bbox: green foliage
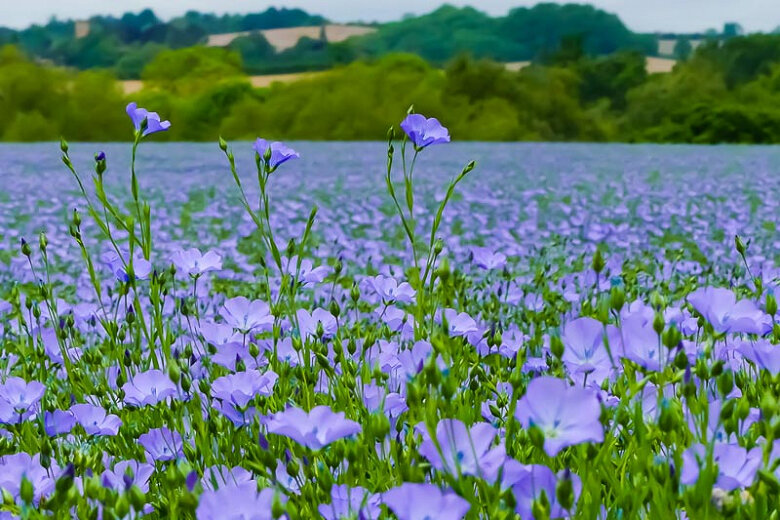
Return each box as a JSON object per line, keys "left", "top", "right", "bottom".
{"left": 141, "top": 46, "right": 244, "bottom": 95}
{"left": 1, "top": 29, "right": 780, "bottom": 143}
{"left": 579, "top": 51, "right": 647, "bottom": 109}
{"left": 0, "top": 3, "right": 661, "bottom": 79}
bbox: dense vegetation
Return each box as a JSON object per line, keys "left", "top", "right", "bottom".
{"left": 0, "top": 4, "right": 656, "bottom": 78}
{"left": 2, "top": 29, "right": 780, "bottom": 144}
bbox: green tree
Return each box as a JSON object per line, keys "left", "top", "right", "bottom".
{"left": 142, "top": 46, "right": 244, "bottom": 94}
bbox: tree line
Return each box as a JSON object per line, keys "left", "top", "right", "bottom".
{"left": 1, "top": 33, "right": 780, "bottom": 143}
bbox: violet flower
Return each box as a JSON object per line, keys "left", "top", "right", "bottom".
{"left": 515, "top": 376, "right": 604, "bottom": 456}
{"left": 417, "top": 419, "right": 506, "bottom": 481}
{"left": 688, "top": 287, "right": 771, "bottom": 335}
{"left": 126, "top": 102, "right": 171, "bottom": 136}
{"left": 382, "top": 483, "right": 469, "bottom": 520}
{"left": 681, "top": 442, "right": 762, "bottom": 491}
{"left": 101, "top": 460, "right": 155, "bottom": 493}
{"left": 0, "top": 377, "right": 45, "bottom": 424}
{"left": 70, "top": 404, "right": 122, "bottom": 436}
{"left": 201, "top": 465, "right": 254, "bottom": 492}
{"left": 319, "top": 484, "right": 381, "bottom": 520}
{"left": 138, "top": 427, "right": 185, "bottom": 462}
{"left": 221, "top": 297, "right": 274, "bottom": 335}
{"left": 253, "top": 138, "right": 299, "bottom": 170}
{"left": 0, "top": 453, "right": 57, "bottom": 504}
{"left": 197, "top": 481, "right": 280, "bottom": 520}
{"left": 366, "top": 275, "right": 416, "bottom": 304}
{"left": 561, "top": 317, "right": 614, "bottom": 385}
{"left": 470, "top": 246, "right": 507, "bottom": 270}
{"left": 442, "top": 308, "right": 479, "bottom": 337}
{"left": 266, "top": 405, "right": 361, "bottom": 449}
{"left": 171, "top": 248, "right": 223, "bottom": 277}
{"left": 44, "top": 409, "right": 76, "bottom": 436}
{"left": 513, "top": 465, "right": 582, "bottom": 520}
{"left": 211, "top": 370, "right": 278, "bottom": 426}
{"left": 296, "top": 308, "right": 338, "bottom": 340}
{"left": 400, "top": 114, "right": 451, "bottom": 149}
{"left": 122, "top": 369, "right": 177, "bottom": 407}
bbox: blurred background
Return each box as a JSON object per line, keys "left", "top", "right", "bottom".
{"left": 0, "top": 1, "right": 778, "bottom": 143}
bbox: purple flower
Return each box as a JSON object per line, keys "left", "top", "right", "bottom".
{"left": 470, "top": 246, "right": 507, "bottom": 270}
{"left": 513, "top": 465, "right": 582, "bottom": 520}
{"left": 396, "top": 340, "right": 433, "bottom": 378}
{"left": 561, "top": 317, "right": 614, "bottom": 385}
{"left": 681, "top": 443, "right": 762, "bottom": 491}
{"left": 318, "top": 484, "right": 381, "bottom": 520}
{"left": 400, "top": 114, "right": 451, "bottom": 149}
{"left": 296, "top": 308, "right": 338, "bottom": 340}
{"left": 122, "top": 369, "right": 177, "bottom": 407}
{"left": 201, "top": 465, "right": 254, "bottom": 491}
{"left": 0, "top": 453, "right": 56, "bottom": 504}
{"left": 138, "top": 427, "right": 184, "bottom": 462}
{"left": 282, "top": 256, "right": 331, "bottom": 285}
{"left": 101, "top": 248, "right": 152, "bottom": 282}
{"left": 362, "top": 383, "right": 408, "bottom": 418}
{"left": 266, "top": 405, "right": 361, "bottom": 449}
{"left": 211, "top": 370, "right": 278, "bottom": 426}
{"left": 688, "top": 287, "right": 771, "bottom": 335}
{"left": 253, "top": 138, "right": 299, "bottom": 170}
{"left": 417, "top": 419, "right": 506, "bottom": 481}
{"left": 101, "top": 460, "right": 154, "bottom": 493}
{"left": 221, "top": 297, "right": 274, "bottom": 334}
{"left": 738, "top": 339, "right": 780, "bottom": 374}
{"left": 70, "top": 404, "right": 122, "bottom": 436}
{"left": 0, "top": 377, "right": 45, "bottom": 424}
{"left": 197, "top": 481, "right": 280, "bottom": 520}
{"left": 382, "top": 483, "right": 469, "bottom": 520}
{"left": 515, "top": 377, "right": 603, "bottom": 456}
{"left": 442, "top": 308, "right": 479, "bottom": 337}
{"left": 366, "top": 275, "right": 416, "bottom": 304}
{"left": 44, "top": 409, "right": 76, "bottom": 436}
{"left": 171, "top": 248, "right": 222, "bottom": 277}
{"left": 618, "top": 313, "right": 664, "bottom": 371}
{"left": 126, "top": 102, "right": 171, "bottom": 136}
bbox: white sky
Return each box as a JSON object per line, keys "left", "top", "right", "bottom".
{"left": 1, "top": 0, "right": 778, "bottom": 33}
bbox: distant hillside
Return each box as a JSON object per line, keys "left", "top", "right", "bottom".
{"left": 346, "top": 4, "right": 655, "bottom": 63}
{"left": 0, "top": 3, "right": 674, "bottom": 78}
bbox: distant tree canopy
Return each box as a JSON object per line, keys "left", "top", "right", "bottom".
{"left": 349, "top": 3, "right": 655, "bottom": 64}
{"left": 0, "top": 3, "right": 661, "bottom": 78}
{"left": 1, "top": 31, "right": 780, "bottom": 143}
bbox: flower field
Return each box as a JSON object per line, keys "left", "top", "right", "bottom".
{"left": 0, "top": 105, "right": 777, "bottom": 519}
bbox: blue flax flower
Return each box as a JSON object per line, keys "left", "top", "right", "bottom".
{"left": 400, "top": 113, "right": 451, "bottom": 149}
{"left": 382, "top": 483, "right": 469, "bottom": 520}
{"left": 515, "top": 376, "right": 603, "bottom": 456}
{"left": 126, "top": 102, "right": 171, "bottom": 136}
{"left": 266, "top": 405, "right": 361, "bottom": 450}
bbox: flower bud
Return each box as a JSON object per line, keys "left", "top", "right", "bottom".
{"left": 168, "top": 363, "right": 181, "bottom": 384}
{"left": 528, "top": 424, "right": 546, "bottom": 452}
{"left": 652, "top": 312, "right": 665, "bottom": 336}
{"left": 218, "top": 136, "right": 228, "bottom": 152}
{"left": 60, "top": 138, "right": 69, "bottom": 153}
{"left": 592, "top": 248, "right": 605, "bottom": 274}
{"left": 20, "top": 238, "right": 31, "bottom": 257}
{"left": 20, "top": 476, "right": 34, "bottom": 504}
{"left": 735, "top": 235, "right": 746, "bottom": 257}
{"left": 550, "top": 335, "right": 564, "bottom": 360}
{"left": 610, "top": 286, "right": 625, "bottom": 312}
{"left": 556, "top": 470, "right": 575, "bottom": 511}
{"left": 531, "top": 490, "right": 550, "bottom": 520}
{"left": 767, "top": 293, "right": 777, "bottom": 317}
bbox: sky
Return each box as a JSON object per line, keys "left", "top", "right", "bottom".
{"left": 2, "top": 0, "right": 778, "bottom": 33}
